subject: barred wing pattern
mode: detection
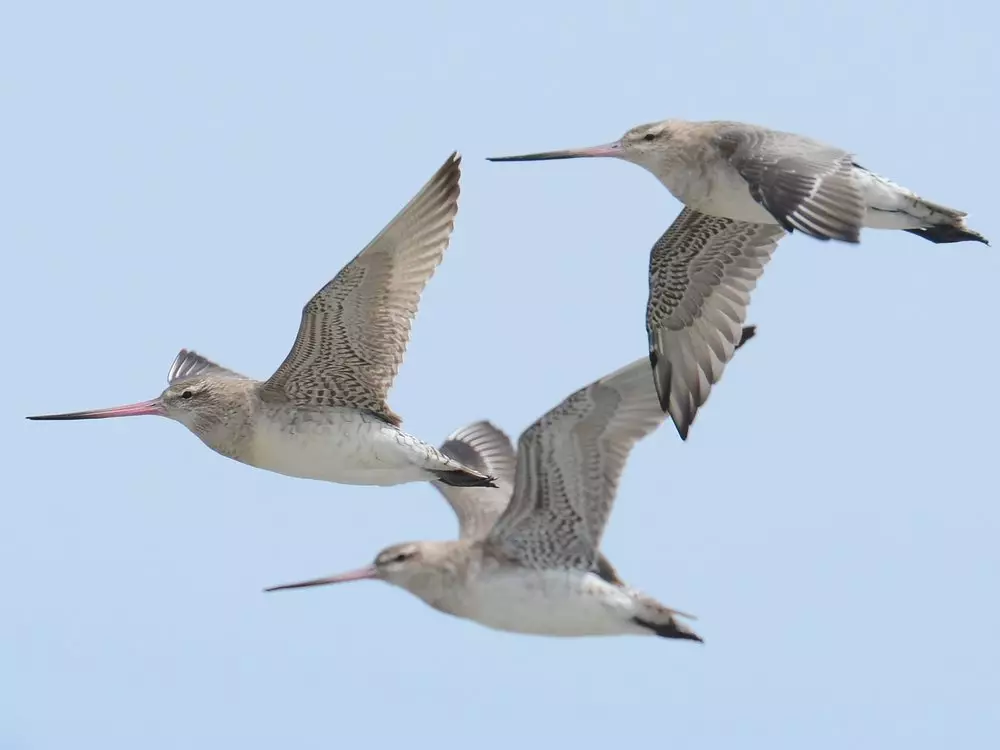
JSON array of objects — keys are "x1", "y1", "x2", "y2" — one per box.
[
  {"x1": 647, "y1": 208, "x2": 783, "y2": 438},
  {"x1": 260, "y1": 153, "x2": 462, "y2": 423},
  {"x1": 487, "y1": 358, "x2": 666, "y2": 571}
]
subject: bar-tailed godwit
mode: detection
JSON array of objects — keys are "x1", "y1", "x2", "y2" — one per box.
[
  {"x1": 489, "y1": 119, "x2": 988, "y2": 245},
  {"x1": 264, "y1": 354, "x2": 746, "y2": 641},
  {"x1": 28, "y1": 153, "x2": 497, "y2": 489}
]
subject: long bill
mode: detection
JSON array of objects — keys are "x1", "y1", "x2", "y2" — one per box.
[
  {"x1": 26, "y1": 398, "x2": 166, "y2": 421},
  {"x1": 264, "y1": 565, "x2": 378, "y2": 593},
  {"x1": 487, "y1": 141, "x2": 622, "y2": 162}
]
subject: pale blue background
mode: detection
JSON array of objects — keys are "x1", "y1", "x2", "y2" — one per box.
[{"x1": 3, "y1": 2, "x2": 998, "y2": 748}]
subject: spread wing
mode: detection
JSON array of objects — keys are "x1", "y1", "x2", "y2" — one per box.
[
  {"x1": 432, "y1": 421, "x2": 518, "y2": 540},
  {"x1": 259, "y1": 153, "x2": 462, "y2": 422},
  {"x1": 167, "y1": 349, "x2": 248, "y2": 384},
  {"x1": 715, "y1": 126, "x2": 865, "y2": 244},
  {"x1": 487, "y1": 358, "x2": 666, "y2": 571},
  {"x1": 647, "y1": 208, "x2": 783, "y2": 438}
]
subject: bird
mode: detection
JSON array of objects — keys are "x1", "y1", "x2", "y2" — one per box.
[
  {"x1": 488, "y1": 118, "x2": 989, "y2": 246},
  {"x1": 646, "y1": 209, "x2": 780, "y2": 437},
  {"x1": 432, "y1": 420, "x2": 629, "y2": 586},
  {"x1": 264, "y1": 354, "x2": 732, "y2": 642},
  {"x1": 27, "y1": 153, "x2": 497, "y2": 490}
]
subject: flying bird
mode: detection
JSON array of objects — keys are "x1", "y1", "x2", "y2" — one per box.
[
  {"x1": 28, "y1": 153, "x2": 497, "y2": 489},
  {"x1": 265, "y1": 355, "x2": 737, "y2": 641},
  {"x1": 490, "y1": 118, "x2": 989, "y2": 245}
]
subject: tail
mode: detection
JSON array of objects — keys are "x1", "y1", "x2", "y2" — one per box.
[
  {"x1": 631, "y1": 594, "x2": 703, "y2": 643},
  {"x1": 431, "y1": 468, "x2": 499, "y2": 489},
  {"x1": 633, "y1": 613, "x2": 703, "y2": 643},
  {"x1": 904, "y1": 225, "x2": 989, "y2": 245},
  {"x1": 904, "y1": 195, "x2": 989, "y2": 245},
  {"x1": 855, "y1": 166, "x2": 990, "y2": 245}
]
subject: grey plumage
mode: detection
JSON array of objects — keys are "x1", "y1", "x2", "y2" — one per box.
[
  {"x1": 489, "y1": 117, "x2": 989, "y2": 245},
  {"x1": 265, "y1": 357, "x2": 706, "y2": 641},
  {"x1": 167, "y1": 350, "x2": 248, "y2": 384},
  {"x1": 487, "y1": 358, "x2": 666, "y2": 572},
  {"x1": 434, "y1": 421, "x2": 517, "y2": 540},
  {"x1": 260, "y1": 153, "x2": 463, "y2": 425},
  {"x1": 432, "y1": 420, "x2": 625, "y2": 583},
  {"x1": 713, "y1": 125, "x2": 867, "y2": 243},
  {"x1": 27, "y1": 153, "x2": 497, "y2": 490},
  {"x1": 646, "y1": 208, "x2": 782, "y2": 436}
]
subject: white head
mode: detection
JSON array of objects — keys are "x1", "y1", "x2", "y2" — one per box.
[{"x1": 487, "y1": 119, "x2": 682, "y2": 174}]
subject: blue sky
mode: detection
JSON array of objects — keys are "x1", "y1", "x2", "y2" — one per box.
[{"x1": 3, "y1": 1, "x2": 998, "y2": 748}]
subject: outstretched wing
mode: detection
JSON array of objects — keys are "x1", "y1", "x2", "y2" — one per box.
[
  {"x1": 260, "y1": 153, "x2": 462, "y2": 422},
  {"x1": 487, "y1": 359, "x2": 666, "y2": 571},
  {"x1": 647, "y1": 208, "x2": 782, "y2": 437}
]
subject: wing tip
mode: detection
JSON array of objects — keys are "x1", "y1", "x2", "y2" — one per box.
[
  {"x1": 736, "y1": 325, "x2": 757, "y2": 350},
  {"x1": 441, "y1": 151, "x2": 462, "y2": 178},
  {"x1": 649, "y1": 337, "x2": 691, "y2": 437}
]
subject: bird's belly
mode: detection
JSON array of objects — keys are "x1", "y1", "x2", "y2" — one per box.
[
  {"x1": 248, "y1": 410, "x2": 429, "y2": 486},
  {"x1": 453, "y1": 571, "x2": 642, "y2": 637}
]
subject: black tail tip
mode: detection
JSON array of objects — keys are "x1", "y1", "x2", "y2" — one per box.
[
  {"x1": 904, "y1": 226, "x2": 990, "y2": 245},
  {"x1": 432, "y1": 469, "x2": 499, "y2": 489},
  {"x1": 736, "y1": 325, "x2": 757, "y2": 349},
  {"x1": 634, "y1": 616, "x2": 704, "y2": 643}
]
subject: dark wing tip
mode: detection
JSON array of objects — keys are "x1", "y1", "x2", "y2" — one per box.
[
  {"x1": 648, "y1": 348, "x2": 670, "y2": 413},
  {"x1": 736, "y1": 325, "x2": 758, "y2": 349},
  {"x1": 430, "y1": 152, "x2": 462, "y2": 191},
  {"x1": 786, "y1": 222, "x2": 859, "y2": 244},
  {"x1": 842, "y1": 227, "x2": 862, "y2": 244},
  {"x1": 649, "y1": 343, "x2": 691, "y2": 437}
]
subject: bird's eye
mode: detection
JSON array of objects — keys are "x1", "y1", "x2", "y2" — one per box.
[
  {"x1": 643, "y1": 133, "x2": 656, "y2": 142},
  {"x1": 181, "y1": 390, "x2": 194, "y2": 400},
  {"x1": 393, "y1": 552, "x2": 410, "y2": 563}
]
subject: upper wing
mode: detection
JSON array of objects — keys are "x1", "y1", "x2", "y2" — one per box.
[
  {"x1": 259, "y1": 153, "x2": 462, "y2": 422},
  {"x1": 487, "y1": 358, "x2": 666, "y2": 570},
  {"x1": 715, "y1": 126, "x2": 865, "y2": 244},
  {"x1": 647, "y1": 208, "x2": 783, "y2": 438},
  {"x1": 432, "y1": 421, "x2": 518, "y2": 540},
  {"x1": 167, "y1": 349, "x2": 248, "y2": 384}
]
